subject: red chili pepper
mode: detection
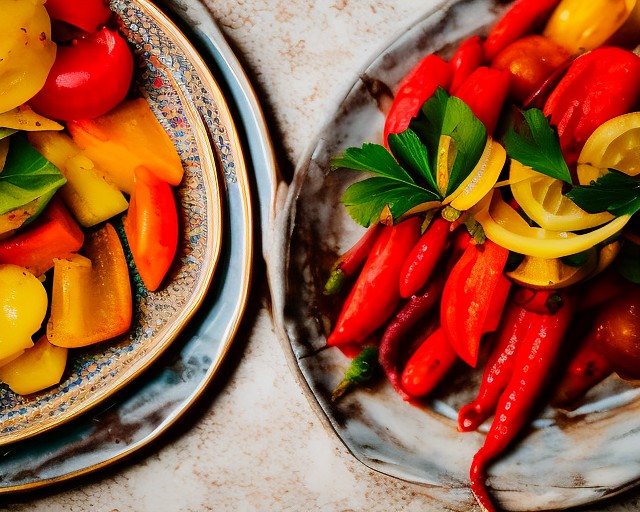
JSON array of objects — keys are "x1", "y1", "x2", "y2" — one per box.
[
  {"x1": 483, "y1": 0, "x2": 560, "y2": 63},
  {"x1": 379, "y1": 274, "x2": 445, "y2": 400},
  {"x1": 543, "y1": 47, "x2": 640, "y2": 167},
  {"x1": 469, "y1": 294, "x2": 575, "y2": 512},
  {"x1": 327, "y1": 217, "x2": 422, "y2": 346},
  {"x1": 400, "y1": 326, "x2": 458, "y2": 398},
  {"x1": 522, "y1": 56, "x2": 574, "y2": 110},
  {"x1": 324, "y1": 222, "x2": 384, "y2": 295},
  {"x1": 123, "y1": 165, "x2": 179, "y2": 292},
  {"x1": 513, "y1": 287, "x2": 563, "y2": 315},
  {"x1": 551, "y1": 323, "x2": 613, "y2": 407},
  {"x1": 453, "y1": 66, "x2": 511, "y2": 134},
  {"x1": 399, "y1": 217, "x2": 450, "y2": 298},
  {"x1": 441, "y1": 239, "x2": 510, "y2": 367},
  {"x1": 383, "y1": 54, "x2": 452, "y2": 144},
  {"x1": 458, "y1": 301, "x2": 532, "y2": 432},
  {"x1": 480, "y1": 274, "x2": 512, "y2": 333},
  {"x1": 577, "y1": 268, "x2": 633, "y2": 312},
  {"x1": 0, "y1": 198, "x2": 84, "y2": 277},
  {"x1": 449, "y1": 36, "x2": 484, "y2": 93}
]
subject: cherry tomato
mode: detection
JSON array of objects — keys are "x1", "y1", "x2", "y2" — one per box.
[
  {"x1": 491, "y1": 35, "x2": 570, "y2": 104},
  {"x1": 44, "y1": 0, "x2": 112, "y2": 33},
  {"x1": 596, "y1": 289, "x2": 640, "y2": 380},
  {"x1": 29, "y1": 28, "x2": 134, "y2": 121}
]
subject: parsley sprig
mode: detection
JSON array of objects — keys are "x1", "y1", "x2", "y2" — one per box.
[
  {"x1": 332, "y1": 88, "x2": 486, "y2": 227},
  {"x1": 567, "y1": 170, "x2": 640, "y2": 217}
]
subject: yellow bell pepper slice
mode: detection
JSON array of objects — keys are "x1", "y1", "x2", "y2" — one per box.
[
  {"x1": 475, "y1": 190, "x2": 631, "y2": 258},
  {"x1": 0, "y1": 106, "x2": 63, "y2": 132},
  {"x1": 510, "y1": 160, "x2": 614, "y2": 231},
  {"x1": 0, "y1": 335, "x2": 67, "y2": 395},
  {"x1": 444, "y1": 137, "x2": 506, "y2": 211},
  {"x1": 506, "y1": 251, "x2": 597, "y2": 290},
  {"x1": 543, "y1": 0, "x2": 636, "y2": 53}
]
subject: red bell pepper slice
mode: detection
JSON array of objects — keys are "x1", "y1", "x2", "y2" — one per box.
[
  {"x1": 483, "y1": 0, "x2": 560, "y2": 63},
  {"x1": 327, "y1": 216, "x2": 422, "y2": 346},
  {"x1": 123, "y1": 166, "x2": 179, "y2": 292},
  {"x1": 440, "y1": 239, "x2": 510, "y2": 367},
  {"x1": 449, "y1": 36, "x2": 484, "y2": 93},
  {"x1": 383, "y1": 54, "x2": 452, "y2": 144},
  {"x1": 543, "y1": 47, "x2": 640, "y2": 167},
  {"x1": 454, "y1": 66, "x2": 511, "y2": 134},
  {"x1": 0, "y1": 198, "x2": 84, "y2": 277}
]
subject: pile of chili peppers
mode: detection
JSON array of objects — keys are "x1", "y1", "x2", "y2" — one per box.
[{"x1": 324, "y1": 0, "x2": 640, "y2": 509}]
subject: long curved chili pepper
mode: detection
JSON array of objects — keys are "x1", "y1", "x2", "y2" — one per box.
[
  {"x1": 454, "y1": 66, "x2": 511, "y2": 135},
  {"x1": 512, "y1": 287, "x2": 562, "y2": 315},
  {"x1": 399, "y1": 216, "x2": 451, "y2": 298},
  {"x1": 470, "y1": 293, "x2": 575, "y2": 512},
  {"x1": 383, "y1": 54, "x2": 452, "y2": 144},
  {"x1": 327, "y1": 216, "x2": 422, "y2": 347},
  {"x1": 324, "y1": 222, "x2": 384, "y2": 295},
  {"x1": 551, "y1": 324, "x2": 613, "y2": 407},
  {"x1": 483, "y1": 0, "x2": 560, "y2": 63},
  {"x1": 449, "y1": 35, "x2": 484, "y2": 93},
  {"x1": 400, "y1": 326, "x2": 458, "y2": 398},
  {"x1": 441, "y1": 238, "x2": 510, "y2": 367},
  {"x1": 457, "y1": 300, "x2": 533, "y2": 432},
  {"x1": 379, "y1": 273, "x2": 445, "y2": 400}
]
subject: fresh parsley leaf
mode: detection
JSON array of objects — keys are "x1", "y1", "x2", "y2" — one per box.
[
  {"x1": 0, "y1": 134, "x2": 66, "y2": 215},
  {"x1": 331, "y1": 143, "x2": 413, "y2": 182},
  {"x1": 387, "y1": 129, "x2": 439, "y2": 194},
  {"x1": 502, "y1": 108, "x2": 572, "y2": 184},
  {"x1": 342, "y1": 177, "x2": 440, "y2": 227},
  {"x1": 567, "y1": 169, "x2": 640, "y2": 217},
  {"x1": 411, "y1": 87, "x2": 486, "y2": 195}
]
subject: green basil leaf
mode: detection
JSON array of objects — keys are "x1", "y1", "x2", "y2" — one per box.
[{"x1": 0, "y1": 134, "x2": 66, "y2": 215}]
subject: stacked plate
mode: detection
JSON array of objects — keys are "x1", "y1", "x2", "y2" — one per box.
[{"x1": 0, "y1": 0, "x2": 277, "y2": 492}]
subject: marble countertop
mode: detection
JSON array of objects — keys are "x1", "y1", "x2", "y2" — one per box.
[{"x1": 4, "y1": 1, "x2": 640, "y2": 511}]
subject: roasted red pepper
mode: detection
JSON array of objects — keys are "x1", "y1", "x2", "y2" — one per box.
[
  {"x1": 400, "y1": 326, "x2": 458, "y2": 398},
  {"x1": 399, "y1": 217, "x2": 450, "y2": 298},
  {"x1": 378, "y1": 274, "x2": 445, "y2": 400},
  {"x1": 383, "y1": 54, "x2": 452, "y2": 143},
  {"x1": 449, "y1": 36, "x2": 484, "y2": 93},
  {"x1": 483, "y1": 0, "x2": 561, "y2": 62},
  {"x1": 327, "y1": 217, "x2": 422, "y2": 346},
  {"x1": 324, "y1": 222, "x2": 384, "y2": 295},
  {"x1": 453, "y1": 66, "x2": 511, "y2": 134},
  {"x1": 123, "y1": 166, "x2": 179, "y2": 292},
  {"x1": 469, "y1": 293, "x2": 575, "y2": 512},
  {"x1": 543, "y1": 47, "x2": 640, "y2": 167},
  {"x1": 0, "y1": 198, "x2": 84, "y2": 277},
  {"x1": 440, "y1": 239, "x2": 510, "y2": 367}
]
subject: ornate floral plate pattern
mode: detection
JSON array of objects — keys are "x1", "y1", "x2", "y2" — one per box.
[
  {"x1": 269, "y1": 0, "x2": 640, "y2": 510},
  {"x1": 0, "y1": 0, "x2": 225, "y2": 446}
]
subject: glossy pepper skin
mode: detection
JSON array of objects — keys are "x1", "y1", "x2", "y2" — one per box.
[
  {"x1": 449, "y1": 36, "x2": 484, "y2": 93},
  {"x1": 470, "y1": 293, "x2": 575, "y2": 512},
  {"x1": 327, "y1": 217, "x2": 422, "y2": 346},
  {"x1": 543, "y1": 46, "x2": 640, "y2": 167},
  {"x1": 440, "y1": 239, "x2": 510, "y2": 367},
  {"x1": 383, "y1": 55, "x2": 452, "y2": 143},
  {"x1": 483, "y1": 0, "x2": 561, "y2": 62}
]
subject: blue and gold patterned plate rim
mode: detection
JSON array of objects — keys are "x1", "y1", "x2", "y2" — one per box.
[{"x1": 0, "y1": 0, "x2": 227, "y2": 447}]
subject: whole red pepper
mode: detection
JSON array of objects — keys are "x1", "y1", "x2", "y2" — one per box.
[
  {"x1": 440, "y1": 239, "x2": 510, "y2": 367},
  {"x1": 399, "y1": 216, "x2": 450, "y2": 298},
  {"x1": 449, "y1": 36, "x2": 484, "y2": 93},
  {"x1": 400, "y1": 326, "x2": 458, "y2": 398},
  {"x1": 483, "y1": 0, "x2": 560, "y2": 63},
  {"x1": 453, "y1": 66, "x2": 511, "y2": 134},
  {"x1": 543, "y1": 47, "x2": 640, "y2": 167},
  {"x1": 327, "y1": 217, "x2": 422, "y2": 346},
  {"x1": 378, "y1": 273, "x2": 445, "y2": 400},
  {"x1": 383, "y1": 54, "x2": 452, "y2": 144},
  {"x1": 469, "y1": 293, "x2": 575, "y2": 512}
]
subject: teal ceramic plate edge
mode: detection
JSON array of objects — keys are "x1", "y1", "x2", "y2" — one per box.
[{"x1": 0, "y1": 1, "x2": 277, "y2": 493}]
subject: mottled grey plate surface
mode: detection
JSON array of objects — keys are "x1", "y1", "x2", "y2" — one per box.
[{"x1": 268, "y1": 0, "x2": 640, "y2": 510}]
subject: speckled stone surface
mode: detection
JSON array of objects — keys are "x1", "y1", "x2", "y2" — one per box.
[{"x1": 3, "y1": 1, "x2": 640, "y2": 511}]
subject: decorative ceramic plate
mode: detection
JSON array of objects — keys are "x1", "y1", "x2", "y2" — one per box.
[
  {"x1": 0, "y1": 0, "x2": 276, "y2": 492},
  {"x1": 269, "y1": 0, "x2": 640, "y2": 510},
  {"x1": 0, "y1": 0, "x2": 225, "y2": 446}
]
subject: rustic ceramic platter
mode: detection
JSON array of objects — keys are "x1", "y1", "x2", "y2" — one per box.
[
  {"x1": 0, "y1": 0, "x2": 226, "y2": 445},
  {"x1": 268, "y1": 0, "x2": 640, "y2": 510}
]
